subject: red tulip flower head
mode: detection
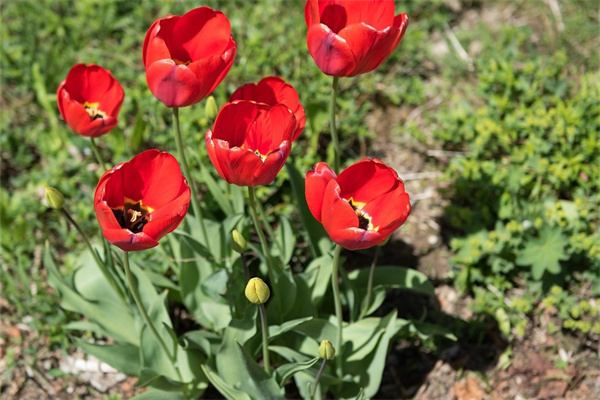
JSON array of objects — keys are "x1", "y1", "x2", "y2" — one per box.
[
  {"x1": 143, "y1": 6, "x2": 237, "y2": 108},
  {"x1": 206, "y1": 101, "x2": 296, "y2": 187},
  {"x1": 94, "y1": 150, "x2": 191, "y2": 252},
  {"x1": 305, "y1": 0, "x2": 408, "y2": 77},
  {"x1": 230, "y1": 76, "x2": 306, "y2": 142},
  {"x1": 57, "y1": 64, "x2": 124, "y2": 137},
  {"x1": 305, "y1": 159, "x2": 410, "y2": 250}
]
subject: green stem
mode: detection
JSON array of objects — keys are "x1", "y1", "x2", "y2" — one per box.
[
  {"x1": 241, "y1": 252, "x2": 250, "y2": 283},
  {"x1": 60, "y1": 208, "x2": 126, "y2": 304},
  {"x1": 310, "y1": 359, "x2": 328, "y2": 400},
  {"x1": 329, "y1": 76, "x2": 341, "y2": 172},
  {"x1": 331, "y1": 244, "x2": 343, "y2": 377},
  {"x1": 90, "y1": 137, "x2": 108, "y2": 172},
  {"x1": 247, "y1": 186, "x2": 277, "y2": 285},
  {"x1": 359, "y1": 245, "x2": 381, "y2": 320},
  {"x1": 259, "y1": 303, "x2": 271, "y2": 375},
  {"x1": 172, "y1": 107, "x2": 208, "y2": 244},
  {"x1": 122, "y1": 251, "x2": 184, "y2": 383}
]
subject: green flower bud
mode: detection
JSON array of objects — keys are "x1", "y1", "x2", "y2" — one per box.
[
  {"x1": 205, "y1": 96, "x2": 219, "y2": 120},
  {"x1": 245, "y1": 277, "x2": 270, "y2": 304},
  {"x1": 231, "y1": 229, "x2": 248, "y2": 254},
  {"x1": 318, "y1": 340, "x2": 335, "y2": 360},
  {"x1": 45, "y1": 187, "x2": 65, "y2": 210}
]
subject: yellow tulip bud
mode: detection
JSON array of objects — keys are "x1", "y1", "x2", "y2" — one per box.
[
  {"x1": 245, "y1": 277, "x2": 270, "y2": 304},
  {"x1": 231, "y1": 229, "x2": 248, "y2": 254},
  {"x1": 318, "y1": 340, "x2": 335, "y2": 360},
  {"x1": 45, "y1": 187, "x2": 65, "y2": 210},
  {"x1": 204, "y1": 96, "x2": 219, "y2": 120}
]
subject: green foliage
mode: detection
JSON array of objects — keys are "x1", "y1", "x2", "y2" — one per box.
[{"x1": 432, "y1": 46, "x2": 600, "y2": 292}]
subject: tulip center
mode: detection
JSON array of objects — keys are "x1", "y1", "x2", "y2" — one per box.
[
  {"x1": 173, "y1": 58, "x2": 191, "y2": 66},
  {"x1": 347, "y1": 198, "x2": 378, "y2": 231},
  {"x1": 112, "y1": 199, "x2": 153, "y2": 233},
  {"x1": 253, "y1": 149, "x2": 267, "y2": 162},
  {"x1": 83, "y1": 102, "x2": 108, "y2": 121}
]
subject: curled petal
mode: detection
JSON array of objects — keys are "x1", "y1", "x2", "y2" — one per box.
[{"x1": 306, "y1": 24, "x2": 355, "y2": 77}]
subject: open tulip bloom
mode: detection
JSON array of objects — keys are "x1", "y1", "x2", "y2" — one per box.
[
  {"x1": 57, "y1": 64, "x2": 124, "y2": 137},
  {"x1": 143, "y1": 6, "x2": 236, "y2": 108},
  {"x1": 206, "y1": 101, "x2": 296, "y2": 187},
  {"x1": 305, "y1": 0, "x2": 408, "y2": 77},
  {"x1": 230, "y1": 76, "x2": 306, "y2": 142},
  {"x1": 94, "y1": 149, "x2": 191, "y2": 252},
  {"x1": 306, "y1": 158, "x2": 411, "y2": 250}
]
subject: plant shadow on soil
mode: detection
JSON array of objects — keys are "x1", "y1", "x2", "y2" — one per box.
[{"x1": 347, "y1": 239, "x2": 508, "y2": 399}]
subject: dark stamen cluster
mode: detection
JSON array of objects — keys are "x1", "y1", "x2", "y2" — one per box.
[{"x1": 112, "y1": 201, "x2": 150, "y2": 233}]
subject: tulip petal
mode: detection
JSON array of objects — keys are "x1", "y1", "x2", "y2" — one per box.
[
  {"x1": 145, "y1": 60, "x2": 201, "y2": 108},
  {"x1": 307, "y1": 24, "x2": 355, "y2": 77},
  {"x1": 252, "y1": 142, "x2": 291, "y2": 186},
  {"x1": 143, "y1": 212, "x2": 183, "y2": 242},
  {"x1": 102, "y1": 228, "x2": 159, "y2": 252},
  {"x1": 119, "y1": 150, "x2": 186, "y2": 209},
  {"x1": 175, "y1": 7, "x2": 232, "y2": 60},
  {"x1": 337, "y1": 158, "x2": 402, "y2": 203},
  {"x1": 321, "y1": 179, "x2": 359, "y2": 236},
  {"x1": 143, "y1": 17, "x2": 180, "y2": 67},
  {"x1": 305, "y1": 162, "x2": 337, "y2": 222},
  {"x1": 362, "y1": 188, "x2": 410, "y2": 236}
]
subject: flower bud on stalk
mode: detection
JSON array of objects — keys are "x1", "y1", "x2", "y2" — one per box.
[
  {"x1": 231, "y1": 229, "x2": 248, "y2": 254},
  {"x1": 45, "y1": 187, "x2": 65, "y2": 210},
  {"x1": 245, "y1": 277, "x2": 270, "y2": 305},
  {"x1": 204, "y1": 96, "x2": 219, "y2": 121},
  {"x1": 318, "y1": 340, "x2": 335, "y2": 360}
]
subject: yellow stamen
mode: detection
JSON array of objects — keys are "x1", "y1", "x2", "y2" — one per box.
[{"x1": 83, "y1": 101, "x2": 108, "y2": 121}]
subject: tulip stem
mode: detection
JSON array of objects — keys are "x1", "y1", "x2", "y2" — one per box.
[
  {"x1": 172, "y1": 107, "x2": 209, "y2": 245},
  {"x1": 259, "y1": 303, "x2": 271, "y2": 375},
  {"x1": 89, "y1": 137, "x2": 109, "y2": 172},
  {"x1": 247, "y1": 186, "x2": 277, "y2": 288},
  {"x1": 359, "y1": 245, "x2": 381, "y2": 320},
  {"x1": 331, "y1": 244, "x2": 344, "y2": 377},
  {"x1": 329, "y1": 76, "x2": 341, "y2": 172},
  {"x1": 60, "y1": 207, "x2": 126, "y2": 304},
  {"x1": 310, "y1": 359, "x2": 328, "y2": 400},
  {"x1": 122, "y1": 251, "x2": 184, "y2": 383}
]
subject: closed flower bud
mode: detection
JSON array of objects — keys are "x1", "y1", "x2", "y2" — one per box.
[
  {"x1": 205, "y1": 96, "x2": 219, "y2": 120},
  {"x1": 45, "y1": 187, "x2": 65, "y2": 210},
  {"x1": 318, "y1": 340, "x2": 335, "y2": 360},
  {"x1": 245, "y1": 277, "x2": 270, "y2": 304},
  {"x1": 231, "y1": 229, "x2": 247, "y2": 254}
]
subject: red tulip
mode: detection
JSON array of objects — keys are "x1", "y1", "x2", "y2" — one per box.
[
  {"x1": 205, "y1": 101, "x2": 296, "y2": 187},
  {"x1": 230, "y1": 77, "x2": 306, "y2": 142},
  {"x1": 57, "y1": 64, "x2": 124, "y2": 137},
  {"x1": 305, "y1": 159, "x2": 410, "y2": 250},
  {"x1": 143, "y1": 6, "x2": 236, "y2": 108},
  {"x1": 94, "y1": 150, "x2": 191, "y2": 252},
  {"x1": 305, "y1": 0, "x2": 408, "y2": 77}
]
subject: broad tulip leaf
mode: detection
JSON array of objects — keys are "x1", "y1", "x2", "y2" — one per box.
[
  {"x1": 201, "y1": 364, "x2": 252, "y2": 400},
  {"x1": 303, "y1": 254, "x2": 333, "y2": 308},
  {"x1": 181, "y1": 330, "x2": 220, "y2": 358},
  {"x1": 347, "y1": 266, "x2": 435, "y2": 296},
  {"x1": 273, "y1": 215, "x2": 295, "y2": 265},
  {"x1": 138, "y1": 368, "x2": 187, "y2": 391},
  {"x1": 516, "y1": 228, "x2": 569, "y2": 280},
  {"x1": 76, "y1": 340, "x2": 140, "y2": 376},
  {"x1": 268, "y1": 317, "x2": 314, "y2": 339},
  {"x1": 217, "y1": 341, "x2": 283, "y2": 400},
  {"x1": 275, "y1": 357, "x2": 320, "y2": 387},
  {"x1": 129, "y1": 388, "x2": 186, "y2": 400},
  {"x1": 408, "y1": 320, "x2": 457, "y2": 341},
  {"x1": 339, "y1": 311, "x2": 399, "y2": 399},
  {"x1": 44, "y1": 242, "x2": 138, "y2": 345},
  {"x1": 201, "y1": 166, "x2": 234, "y2": 216}
]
